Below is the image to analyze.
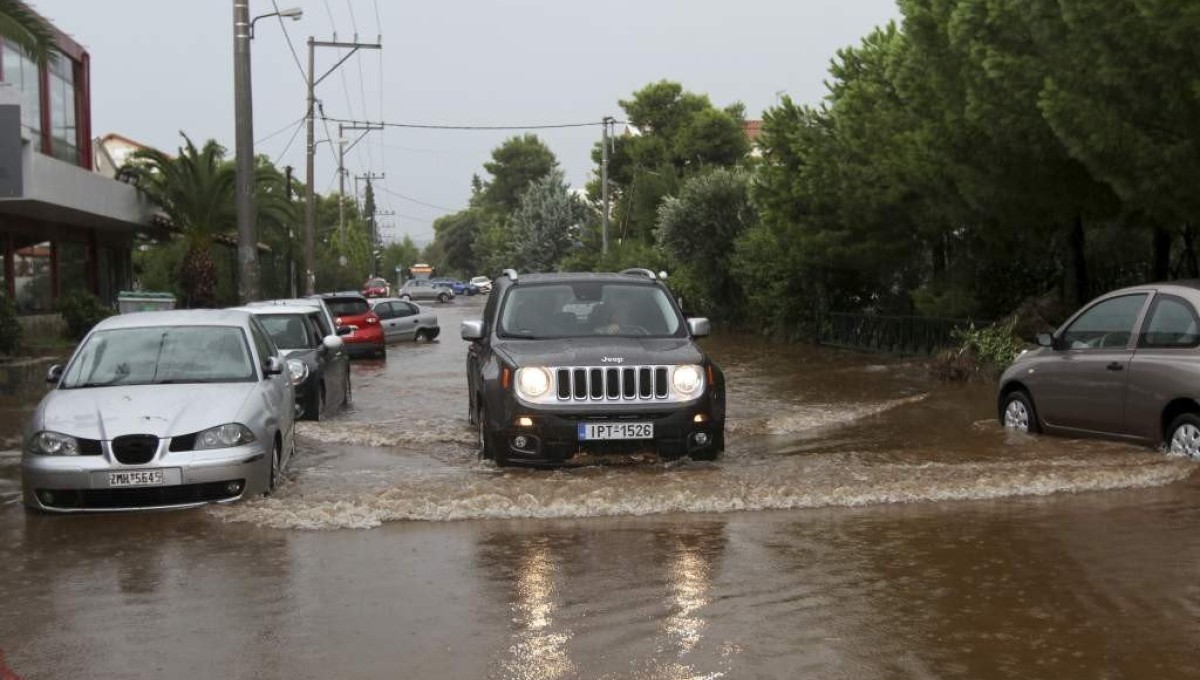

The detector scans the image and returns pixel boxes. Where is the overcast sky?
[33,0,899,244]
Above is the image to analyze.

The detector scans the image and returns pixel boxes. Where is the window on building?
[13,237,51,313]
[1,43,42,139]
[48,57,77,164]
[59,239,88,295]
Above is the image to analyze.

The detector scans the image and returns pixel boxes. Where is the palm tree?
[123,135,236,307]
[123,134,301,307]
[0,0,58,63]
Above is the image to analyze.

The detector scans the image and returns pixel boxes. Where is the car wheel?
[437,293,450,303]
[400,294,411,301]
[266,440,281,494]
[1000,390,1040,433]
[1166,413,1200,459]
[343,370,352,408]
[477,403,508,466]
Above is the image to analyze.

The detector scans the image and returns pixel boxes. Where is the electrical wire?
[376,186,461,213]
[323,117,620,131]
[272,119,306,164]
[256,115,305,145]
[269,0,307,86]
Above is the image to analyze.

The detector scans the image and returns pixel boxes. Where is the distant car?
[362,277,391,298]
[235,303,351,420]
[21,310,301,512]
[998,281,1200,458]
[369,297,440,342]
[432,278,478,296]
[314,292,386,359]
[398,278,455,303]
[470,276,493,294]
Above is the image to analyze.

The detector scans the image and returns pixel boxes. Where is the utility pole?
[337,122,384,244]
[233,0,258,302]
[601,116,613,256]
[304,35,382,294]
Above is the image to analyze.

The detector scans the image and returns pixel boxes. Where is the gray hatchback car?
[998,282,1200,457]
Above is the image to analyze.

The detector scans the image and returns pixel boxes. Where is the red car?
[362,277,390,298]
[316,292,386,359]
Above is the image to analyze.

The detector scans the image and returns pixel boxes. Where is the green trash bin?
[117,291,177,314]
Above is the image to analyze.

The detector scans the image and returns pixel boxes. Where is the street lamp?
[233,2,303,304]
[250,7,302,38]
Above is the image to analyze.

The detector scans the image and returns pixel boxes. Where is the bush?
[56,291,114,341]
[933,320,1026,382]
[0,293,20,355]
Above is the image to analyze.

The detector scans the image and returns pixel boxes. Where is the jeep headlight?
[672,364,704,396]
[286,358,309,386]
[195,423,257,450]
[29,431,79,456]
[515,366,552,400]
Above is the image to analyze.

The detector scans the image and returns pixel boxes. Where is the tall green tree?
[479,134,559,215]
[511,170,588,272]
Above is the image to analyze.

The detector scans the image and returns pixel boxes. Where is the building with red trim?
[0,6,156,314]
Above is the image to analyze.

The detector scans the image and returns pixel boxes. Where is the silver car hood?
[34,383,257,440]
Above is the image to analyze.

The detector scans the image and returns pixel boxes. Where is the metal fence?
[818,312,980,356]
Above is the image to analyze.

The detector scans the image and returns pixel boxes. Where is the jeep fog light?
[516,367,552,399]
[672,365,703,396]
[517,416,534,427]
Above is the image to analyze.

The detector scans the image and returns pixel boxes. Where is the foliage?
[55,291,114,341]
[0,292,21,355]
[656,168,757,320]
[935,321,1027,381]
[510,170,589,272]
[0,0,58,63]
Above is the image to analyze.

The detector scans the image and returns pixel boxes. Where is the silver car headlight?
[28,431,80,456]
[671,365,704,397]
[286,359,309,386]
[515,366,552,400]
[195,423,257,450]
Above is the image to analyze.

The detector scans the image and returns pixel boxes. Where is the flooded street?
[2,296,1199,679]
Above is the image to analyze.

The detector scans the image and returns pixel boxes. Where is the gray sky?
[34,0,899,244]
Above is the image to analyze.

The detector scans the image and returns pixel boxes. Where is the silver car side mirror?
[322,335,344,352]
[687,318,711,338]
[461,319,485,341]
[1036,333,1054,348]
[263,356,285,376]
[46,364,63,384]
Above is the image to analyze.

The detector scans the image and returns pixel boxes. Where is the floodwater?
[2,296,1198,679]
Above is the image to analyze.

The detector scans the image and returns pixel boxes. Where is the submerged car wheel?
[343,371,352,408]
[1167,413,1200,459]
[1001,390,1040,433]
[310,386,325,422]
[477,403,508,466]
[267,440,281,494]
[437,293,450,303]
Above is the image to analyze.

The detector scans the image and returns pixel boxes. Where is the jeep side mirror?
[687,318,711,338]
[263,356,285,377]
[1036,332,1054,348]
[461,319,485,341]
[46,364,63,384]
[322,335,344,352]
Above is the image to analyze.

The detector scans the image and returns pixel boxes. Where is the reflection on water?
[500,541,575,680]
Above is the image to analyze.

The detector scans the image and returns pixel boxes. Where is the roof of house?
[742,120,763,144]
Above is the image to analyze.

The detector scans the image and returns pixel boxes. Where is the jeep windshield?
[498,282,685,339]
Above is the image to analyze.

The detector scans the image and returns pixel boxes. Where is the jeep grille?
[554,366,670,403]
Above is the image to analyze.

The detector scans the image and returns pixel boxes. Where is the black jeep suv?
[463,268,726,466]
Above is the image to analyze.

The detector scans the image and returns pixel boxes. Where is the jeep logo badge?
[600,357,624,364]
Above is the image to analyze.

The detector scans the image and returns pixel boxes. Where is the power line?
[269,0,307,86]
[376,185,462,213]
[322,116,620,131]
[256,115,305,145]
[272,119,306,164]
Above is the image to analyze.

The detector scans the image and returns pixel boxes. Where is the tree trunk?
[180,246,217,308]
[1064,216,1088,307]
[1183,223,1199,278]
[1153,224,1172,281]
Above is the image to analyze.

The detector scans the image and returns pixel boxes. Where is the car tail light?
[366,316,379,324]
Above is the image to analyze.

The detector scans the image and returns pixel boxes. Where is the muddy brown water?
[1,296,1198,679]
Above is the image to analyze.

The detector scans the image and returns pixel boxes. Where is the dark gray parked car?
[998,282,1200,457]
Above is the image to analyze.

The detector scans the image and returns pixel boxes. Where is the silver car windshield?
[498,283,685,339]
[61,326,256,388]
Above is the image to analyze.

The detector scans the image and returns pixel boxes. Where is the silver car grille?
[554,366,670,403]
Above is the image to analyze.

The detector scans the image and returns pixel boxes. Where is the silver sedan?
[21,310,301,512]
[369,297,441,342]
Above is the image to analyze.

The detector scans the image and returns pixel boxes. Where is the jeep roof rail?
[620,268,657,280]
[502,268,519,283]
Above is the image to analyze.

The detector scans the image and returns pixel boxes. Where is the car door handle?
[1107,362,1124,371]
